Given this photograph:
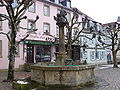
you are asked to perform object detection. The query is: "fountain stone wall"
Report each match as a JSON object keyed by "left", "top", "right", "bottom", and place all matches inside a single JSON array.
[{"left": 31, "top": 64, "right": 95, "bottom": 86}]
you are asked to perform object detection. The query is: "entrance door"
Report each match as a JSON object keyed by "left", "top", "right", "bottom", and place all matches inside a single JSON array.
[
  {"left": 27, "top": 44, "right": 34, "bottom": 63},
  {"left": 72, "top": 46, "right": 80, "bottom": 61}
]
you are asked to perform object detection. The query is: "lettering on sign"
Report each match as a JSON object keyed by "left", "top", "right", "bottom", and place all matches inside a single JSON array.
[{"left": 18, "top": 33, "right": 55, "bottom": 42}]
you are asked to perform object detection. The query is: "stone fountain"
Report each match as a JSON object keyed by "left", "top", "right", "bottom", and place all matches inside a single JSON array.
[{"left": 31, "top": 9, "right": 95, "bottom": 87}]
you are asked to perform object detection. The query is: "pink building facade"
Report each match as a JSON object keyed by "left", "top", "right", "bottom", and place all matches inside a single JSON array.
[{"left": 0, "top": 0, "right": 86, "bottom": 69}]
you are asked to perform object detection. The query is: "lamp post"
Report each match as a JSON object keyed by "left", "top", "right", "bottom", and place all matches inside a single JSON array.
[{"left": 54, "top": 9, "right": 68, "bottom": 66}]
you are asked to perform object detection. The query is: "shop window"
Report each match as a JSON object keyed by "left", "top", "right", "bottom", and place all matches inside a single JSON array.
[
  {"left": 44, "top": 5, "right": 50, "bottom": 16},
  {"left": 35, "top": 45, "right": 51, "bottom": 62},
  {"left": 0, "top": 40, "right": 2, "bottom": 58},
  {"left": 28, "top": 2, "right": 35, "bottom": 13},
  {"left": 27, "top": 20, "right": 35, "bottom": 31},
  {"left": 43, "top": 23, "right": 50, "bottom": 35}
]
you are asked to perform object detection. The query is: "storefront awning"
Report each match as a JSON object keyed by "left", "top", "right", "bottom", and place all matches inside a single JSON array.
[{"left": 24, "top": 40, "right": 54, "bottom": 45}]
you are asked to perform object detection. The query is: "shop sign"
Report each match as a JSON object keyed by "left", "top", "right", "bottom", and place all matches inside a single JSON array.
[
  {"left": 18, "top": 33, "right": 55, "bottom": 42},
  {"left": 24, "top": 41, "right": 54, "bottom": 45}
]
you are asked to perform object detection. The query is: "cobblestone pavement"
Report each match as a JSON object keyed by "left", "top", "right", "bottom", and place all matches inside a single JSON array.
[
  {"left": 83, "top": 67, "right": 120, "bottom": 90},
  {"left": 0, "top": 71, "right": 31, "bottom": 90},
  {"left": 0, "top": 66, "right": 120, "bottom": 90}
]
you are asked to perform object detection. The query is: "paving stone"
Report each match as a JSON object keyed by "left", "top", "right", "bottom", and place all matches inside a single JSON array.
[{"left": 1, "top": 66, "right": 120, "bottom": 90}]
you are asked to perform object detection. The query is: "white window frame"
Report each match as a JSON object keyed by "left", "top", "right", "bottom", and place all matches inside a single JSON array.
[
  {"left": 43, "top": 23, "right": 50, "bottom": 35},
  {"left": 27, "top": 20, "right": 36, "bottom": 31},
  {"left": 44, "top": 5, "right": 50, "bottom": 16},
  {"left": 66, "top": 1, "right": 71, "bottom": 8},
  {"left": 66, "top": 12, "right": 71, "bottom": 22}
]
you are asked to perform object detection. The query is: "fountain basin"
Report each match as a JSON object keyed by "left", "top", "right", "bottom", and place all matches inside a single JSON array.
[{"left": 31, "top": 64, "right": 95, "bottom": 87}]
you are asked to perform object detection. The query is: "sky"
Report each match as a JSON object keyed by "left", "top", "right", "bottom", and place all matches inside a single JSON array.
[{"left": 71, "top": 0, "right": 120, "bottom": 24}]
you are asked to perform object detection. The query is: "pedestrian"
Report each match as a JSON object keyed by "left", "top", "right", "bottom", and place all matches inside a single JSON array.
[{"left": 107, "top": 53, "right": 111, "bottom": 63}]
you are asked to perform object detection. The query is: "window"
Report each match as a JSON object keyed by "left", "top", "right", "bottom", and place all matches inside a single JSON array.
[
  {"left": 55, "top": 0, "right": 59, "bottom": 4},
  {"left": 96, "top": 51, "right": 100, "bottom": 59},
  {"left": 0, "top": 20, "right": 2, "bottom": 31},
  {"left": 27, "top": 20, "right": 35, "bottom": 30},
  {"left": 73, "top": 29, "right": 78, "bottom": 37},
  {"left": 101, "top": 51, "right": 105, "bottom": 60},
  {"left": 28, "top": 2, "right": 35, "bottom": 13},
  {"left": 66, "top": 12, "right": 71, "bottom": 22},
  {"left": 43, "top": 23, "right": 50, "bottom": 35},
  {"left": 90, "top": 51, "right": 95, "bottom": 60},
  {"left": 80, "top": 38, "right": 82, "bottom": 46},
  {"left": 50, "top": 0, "right": 55, "bottom": 2},
  {"left": 66, "top": 1, "right": 71, "bottom": 8},
  {"left": 56, "top": 25, "right": 59, "bottom": 38},
  {"left": 57, "top": 9, "right": 60, "bottom": 14},
  {"left": 15, "top": 45, "right": 19, "bottom": 56},
  {"left": 35, "top": 45, "right": 51, "bottom": 62},
  {"left": 83, "top": 51, "right": 87, "bottom": 60},
  {"left": 0, "top": 40, "right": 2, "bottom": 58},
  {"left": 44, "top": 5, "right": 50, "bottom": 16},
  {"left": 12, "top": 0, "right": 17, "bottom": 7}
]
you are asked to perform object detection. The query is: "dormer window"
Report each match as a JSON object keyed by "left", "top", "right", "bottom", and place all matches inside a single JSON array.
[
  {"left": 55, "top": 0, "right": 59, "bottom": 4},
  {"left": 49, "top": 0, "right": 59, "bottom": 4},
  {"left": 50, "top": 0, "right": 55, "bottom": 2},
  {"left": 66, "top": 1, "right": 71, "bottom": 8},
  {"left": 60, "top": 0, "right": 71, "bottom": 8}
]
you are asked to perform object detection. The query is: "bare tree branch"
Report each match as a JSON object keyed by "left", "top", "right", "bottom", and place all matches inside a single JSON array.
[
  {"left": 0, "top": 32, "right": 11, "bottom": 43},
  {"left": 18, "top": 34, "right": 29, "bottom": 44}
]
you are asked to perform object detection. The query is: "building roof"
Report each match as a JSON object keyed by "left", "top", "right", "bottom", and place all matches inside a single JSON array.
[
  {"left": 38, "top": 0, "right": 93, "bottom": 20},
  {"left": 102, "top": 22, "right": 117, "bottom": 27}
]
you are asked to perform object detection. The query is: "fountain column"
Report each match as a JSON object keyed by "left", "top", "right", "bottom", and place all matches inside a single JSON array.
[{"left": 54, "top": 9, "right": 68, "bottom": 66}]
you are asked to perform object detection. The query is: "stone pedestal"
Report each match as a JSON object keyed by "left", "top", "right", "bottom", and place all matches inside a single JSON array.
[
  {"left": 56, "top": 53, "right": 67, "bottom": 66},
  {"left": 31, "top": 64, "right": 95, "bottom": 87}
]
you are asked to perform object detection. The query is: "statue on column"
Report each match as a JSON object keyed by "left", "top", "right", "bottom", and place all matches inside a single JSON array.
[
  {"left": 54, "top": 9, "right": 68, "bottom": 27},
  {"left": 54, "top": 9, "right": 68, "bottom": 66}
]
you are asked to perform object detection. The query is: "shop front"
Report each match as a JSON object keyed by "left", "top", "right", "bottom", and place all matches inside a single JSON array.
[{"left": 24, "top": 40, "right": 55, "bottom": 64}]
